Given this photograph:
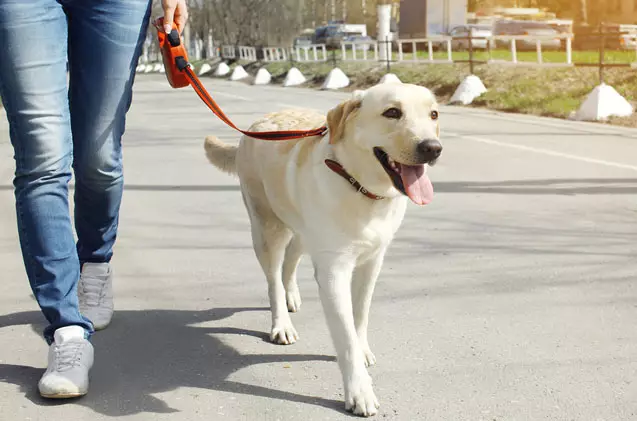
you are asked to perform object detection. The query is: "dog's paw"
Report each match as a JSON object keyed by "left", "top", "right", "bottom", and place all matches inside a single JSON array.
[
  {"left": 286, "top": 289, "right": 302, "bottom": 313},
  {"left": 361, "top": 345, "right": 376, "bottom": 367},
  {"left": 270, "top": 322, "right": 299, "bottom": 345},
  {"left": 345, "top": 376, "right": 379, "bottom": 417}
]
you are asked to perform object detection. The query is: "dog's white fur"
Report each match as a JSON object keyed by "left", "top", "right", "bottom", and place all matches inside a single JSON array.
[{"left": 204, "top": 83, "right": 440, "bottom": 416}]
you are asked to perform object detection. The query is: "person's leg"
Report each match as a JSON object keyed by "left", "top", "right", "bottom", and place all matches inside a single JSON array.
[
  {"left": 66, "top": 0, "right": 151, "bottom": 329},
  {"left": 68, "top": 0, "right": 151, "bottom": 264},
  {"left": 0, "top": 0, "right": 93, "bottom": 344}
]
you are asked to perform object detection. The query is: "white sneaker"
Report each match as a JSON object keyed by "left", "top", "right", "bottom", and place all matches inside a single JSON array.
[
  {"left": 38, "top": 326, "right": 94, "bottom": 399},
  {"left": 78, "top": 263, "right": 114, "bottom": 330}
]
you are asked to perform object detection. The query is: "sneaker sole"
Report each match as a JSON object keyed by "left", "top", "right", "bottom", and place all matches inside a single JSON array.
[{"left": 40, "top": 391, "right": 87, "bottom": 399}]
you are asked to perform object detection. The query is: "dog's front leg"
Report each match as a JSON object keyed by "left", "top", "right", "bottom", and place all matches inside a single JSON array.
[
  {"left": 352, "top": 249, "right": 386, "bottom": 368},
  {"left": 313, "top": 253, "right": 379, "bottom": 417}
]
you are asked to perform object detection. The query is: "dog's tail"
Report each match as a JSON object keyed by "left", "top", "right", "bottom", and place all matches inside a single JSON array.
[{"left": 204, "top": 136, "right": 238, "bottom": 175}]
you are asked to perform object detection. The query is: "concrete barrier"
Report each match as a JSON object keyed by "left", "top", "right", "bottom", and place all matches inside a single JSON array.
[
  {"left": 230, "top": 65, "right": 249, "bottom": 81},
  {"left": 449, "top": 75, "right": 487, "bottom": 105},
  {"left": 380, "top": 73, "right": 402, "bottom": 84},
  {"left": 214, "top": 62, "right": 230, "bottom": 77},
  {"left": 198, "top": 63, "right": 213, "bottom": 76},
  {"left": 574, "top": 83, "right": 633, "bottom": 121},
  {"left": 283, "top": 67, "right": 306, "bottom": 87},
  {"left": 321, "top": 68, "right": 350, "bottom": 90},
  {"left": 253, "top": 68, "right": 272, "bottom": 85}
]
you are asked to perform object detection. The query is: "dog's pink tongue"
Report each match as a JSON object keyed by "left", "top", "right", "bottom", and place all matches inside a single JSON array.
[{"left": 400, "top": 164, "right": 434, "bottom": 205}]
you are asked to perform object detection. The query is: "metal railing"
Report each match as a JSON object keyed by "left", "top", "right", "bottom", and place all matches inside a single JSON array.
[
  {"left": 158, "top": 26, "right": 637, "bottom": 78},
  {"left": 289, "top": 44, "right": 328, "bottom": 62}
]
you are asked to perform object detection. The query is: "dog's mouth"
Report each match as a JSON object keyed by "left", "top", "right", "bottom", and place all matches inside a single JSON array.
[{"left": 373, "top": 147, "right": 434, "bottom": 206}]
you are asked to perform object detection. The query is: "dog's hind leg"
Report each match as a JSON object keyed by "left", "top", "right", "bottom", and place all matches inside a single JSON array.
[
  {"left": 282, "top": 235, "right": 303, "bottom": 313},
  {"left": 352, "top": 249, "right": 386, "bottom": 368},
  {"left": 245, "top": 196, "right": 298, "bottom": 345}
]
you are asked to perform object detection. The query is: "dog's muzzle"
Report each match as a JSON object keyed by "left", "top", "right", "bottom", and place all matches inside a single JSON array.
[{"left": 417, "top": 139, "right": 443, "bottom": 164}]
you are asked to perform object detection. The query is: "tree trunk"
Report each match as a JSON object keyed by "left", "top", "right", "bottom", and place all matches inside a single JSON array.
[
  {"left": 298, "top": 0, "right": 305, "bottom": 29},
  {"left": 579, "top": 0, "right": 588, "bottom": 24}
]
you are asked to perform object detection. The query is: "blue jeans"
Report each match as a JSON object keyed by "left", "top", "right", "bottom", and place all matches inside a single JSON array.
[{"left": 0, "top": 0, "right": 151, "bottom": 344}]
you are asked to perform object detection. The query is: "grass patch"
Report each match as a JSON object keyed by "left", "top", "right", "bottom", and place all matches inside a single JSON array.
[
  {"left": 224, "top": 58, "right": 637, "bottom": 127},
  {"left": 416, "top": 49, "right": 637, "bottom": 64}
]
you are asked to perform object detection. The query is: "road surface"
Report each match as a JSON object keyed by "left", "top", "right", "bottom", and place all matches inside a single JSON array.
[{"left": 1, "top": 75, "right": 636, "bottom": 421}]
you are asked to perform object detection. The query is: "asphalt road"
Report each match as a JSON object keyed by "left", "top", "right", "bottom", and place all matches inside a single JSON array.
[{"left": 1, "top": 75, "right": 636, "bottom": 421}]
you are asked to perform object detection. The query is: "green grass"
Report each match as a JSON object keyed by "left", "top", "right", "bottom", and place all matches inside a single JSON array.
[
  {"left": 406, "top": 49, "right": 637, "bottom": 64},
  {"left": 257, "top": 59, "right": 637, "bottom": 127},
  {"left": 329, "top": 47, "right": 636, "bottom": 65}
]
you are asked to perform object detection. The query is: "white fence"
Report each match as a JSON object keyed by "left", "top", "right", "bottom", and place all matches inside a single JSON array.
[
  {"left": 238, "top": 46, "right": 257, "bottom": 61},
  {"left": 341, "top": 42, "right": 380, "bottom": 61},
  {"left": 290, "top": 45, "right": 328, "bottom": 62},
  {"left": 215, "top": 33, "right": 637, "bottom": 68},
  {"left": 139, "top": 31, "right": 637, "bottom": 68},
  {"left": 221, "top": 45, "right": 236, "bottom": 60},
  {"left": 263, "top": 47, "right": 288, "bottom": 62}
]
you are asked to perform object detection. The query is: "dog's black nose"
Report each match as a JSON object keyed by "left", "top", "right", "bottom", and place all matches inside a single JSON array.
[{"left": 417, "top": 139, "right": 443, "bottom": 162}]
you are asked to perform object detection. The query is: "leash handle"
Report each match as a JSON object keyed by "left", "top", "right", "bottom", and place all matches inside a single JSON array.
[
  {"left": 156, "top": 18, "right": 191, "bottom": 89},
  {"left": 154, "top": 19, "right": 327, "bottom": 141}
]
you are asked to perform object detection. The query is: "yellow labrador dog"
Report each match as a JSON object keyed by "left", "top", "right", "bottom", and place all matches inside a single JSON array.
[{"left": 204, "top": 82, "right": 441, "bottom": 416}]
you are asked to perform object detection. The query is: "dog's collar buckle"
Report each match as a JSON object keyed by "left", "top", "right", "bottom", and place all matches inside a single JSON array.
[{"left": 324, "top": 159, "right": 385, "bottom": 201}]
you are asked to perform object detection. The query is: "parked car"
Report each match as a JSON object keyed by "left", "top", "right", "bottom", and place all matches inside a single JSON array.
[
  {"left": 546, "top": 20, "right": 573, "bottom": 50},
  {"left": 572, "top": 23, "right": 637, "bottom": 50},
  {"left": 620, "top": 26, "right": 637, "bottom": 50},
  {"left": 448, "top": 24, "right": 494, "bottom": 50},
  {"left": 493, "top": 20, "right": 562, "bottom": 51},
  {"left": 343, "top": 34, "right": 374, "bottom": 52},
  {"left": 313, "top": 22, "right": 368, "bottom": 50},
  {"left": 293, "top": 35, "right": 313, "bottom": 49}
]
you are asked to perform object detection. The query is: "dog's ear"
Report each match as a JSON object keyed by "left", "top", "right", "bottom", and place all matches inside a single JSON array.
[{"left": 326, "top": 99, "right": 361, "bottom": 144}]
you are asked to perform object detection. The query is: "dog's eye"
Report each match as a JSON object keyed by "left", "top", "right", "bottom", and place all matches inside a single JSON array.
[
  {"left": 382, "top": 107, "right": 402, "bottom": 119},
  {"left": 430, "top": 110, "right": 439, "bottom": 120}
]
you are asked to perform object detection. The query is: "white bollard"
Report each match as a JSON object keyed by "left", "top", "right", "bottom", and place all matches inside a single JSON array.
[
  {"left": 153, "top": 63, "right": 163, "bottom": 72},
  {"left": 198, "top": 63, "right": 213, "bottom": 76},
  {"left": 321, "top": 68, "right": 350, "bottom": 90},
  {"left": 253, "top": 68, "right": 272, "bottom": 85},
  {"left": 214, "top": 62, "right": 230, "bottom": 77},
  {"left": 283, "top": 67, "right": 306, "bottom": 87},
  {"left": 230, "top": 65, "right": 249, "bottom": 81},
  {"left": 379, "top": 73, "right": 402, "bottom": 84},
  {"left": 574, "top": 83, "right": 633, "bottom": 121},
  {"left": 449, "top": 75, "right": 487, "bottom": 105}
]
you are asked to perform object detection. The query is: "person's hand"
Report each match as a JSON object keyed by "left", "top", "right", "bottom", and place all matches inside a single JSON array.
[{"left": 161, "top": 0, "right": 188, "bottom": 34}]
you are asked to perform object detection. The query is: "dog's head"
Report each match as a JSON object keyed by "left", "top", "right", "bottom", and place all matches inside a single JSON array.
[{"left": 326, "top": 83, "right": 441, "bottom": 205}]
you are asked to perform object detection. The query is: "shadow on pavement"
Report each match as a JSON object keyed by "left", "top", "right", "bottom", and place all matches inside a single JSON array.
[
  {"left": 0, "top": 307, "right": 342, "bottom": 417},
  {"left": 434, "top": 178, "right": 637, "bottom": 195},
  {"left": 1, "top": 179, "right": 636, "bottom": 194}
]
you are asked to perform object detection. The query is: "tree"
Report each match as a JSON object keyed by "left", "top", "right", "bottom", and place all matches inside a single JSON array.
[{"left": 578, "top": 0, "right": 588, "bottom": 24}]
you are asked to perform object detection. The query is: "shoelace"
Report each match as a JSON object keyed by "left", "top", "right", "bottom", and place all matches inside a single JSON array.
[
  {"left": 79, "top": 276, "right": 107, "bottom": 307},
  {"left": 54, "top": 342, "right": 85, "bottom": 372}
]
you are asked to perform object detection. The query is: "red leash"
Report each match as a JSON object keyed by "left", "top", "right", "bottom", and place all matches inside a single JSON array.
[{"left": 155, "top": 19, "right": 327, "bottom": 141}]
